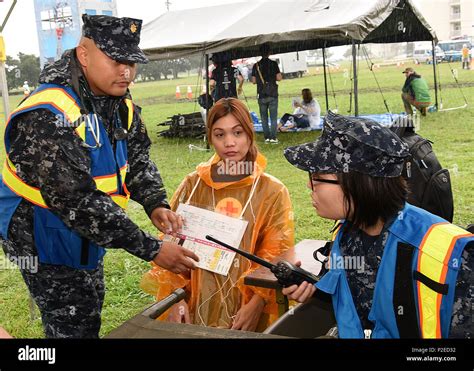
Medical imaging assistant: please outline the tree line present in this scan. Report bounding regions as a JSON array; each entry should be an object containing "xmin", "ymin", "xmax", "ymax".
[{"xmin": 4, "ymin": 53, "xmax": 204, "ymax": 92}]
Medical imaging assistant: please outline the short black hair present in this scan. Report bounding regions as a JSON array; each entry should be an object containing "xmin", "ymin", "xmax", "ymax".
[
  {"xmin": 260, "ymin": 43, "xmax": 271, "ymax": 56},
  {"xmin": 337, "ymin": 171, "xmax": 408, "ymax": 230}
]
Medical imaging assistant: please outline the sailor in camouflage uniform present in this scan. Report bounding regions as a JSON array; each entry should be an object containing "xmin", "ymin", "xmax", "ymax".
[
  {"xmin": 282, "ymin": 112, "xmax": 473, "ymax": 338},
  {"xmin": 0, "ymin": 14, "xmax": 198, "ymax": 338}
]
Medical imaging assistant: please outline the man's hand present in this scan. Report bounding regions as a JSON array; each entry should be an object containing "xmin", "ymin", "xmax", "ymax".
[
  {"xmin": 167, "ymin": 300, "xmax": 191, "ymax": 323},
  {"xmin": 231, "ymin": 294, "xmax": 265, "ymax": 332},
  {"xmin": 281, "ymin": 260, "xmax": 316, "ymax": 303},
  {"xmin": 153, "ymin": 241, "xmax": 199, "ymax": 274},
  {"xmin": 237, "ymin": 86, "xmax": 243, "ymax": 95},
  {"xmin": 151, "ymin": 207, "xmax": 183, "ymax": 235},
  {"xmin": 0, "ymin": 326, "xmax": 12, "ymax": 339}
]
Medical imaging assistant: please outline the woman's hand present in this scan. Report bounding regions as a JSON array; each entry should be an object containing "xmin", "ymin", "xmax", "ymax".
[
  {"xmin": 231, "ymin": 294, "xmax": 265, "ymax": 332},
  {"xmin": 282, "ymin": 281, "xmax": 316, "ymax": 303},
  {"xmin": 166, "ymin": 300, "xmax": 191, "ymax": 323},
  {"xmin": 150, "ymin": 207, "xmax": 184, "ymax": 235},
  {"xmin": 281, "ymin": 260, "xmax": 316, "ymax": 303}
]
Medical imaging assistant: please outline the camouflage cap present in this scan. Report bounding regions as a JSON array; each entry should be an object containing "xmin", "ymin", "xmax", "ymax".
[
  {"xmin": 284, "ymin": 112, "xmax": 410, "ymax": 177},
  {"xmin": 82, "ymin": 14, "xmax": 148, "ymax": 64}
]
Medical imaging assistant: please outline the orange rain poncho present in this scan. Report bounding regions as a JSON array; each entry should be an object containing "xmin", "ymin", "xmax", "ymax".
[{"xmin": 141, "ymin": 152, "xmax": 294, "ymax": 330}]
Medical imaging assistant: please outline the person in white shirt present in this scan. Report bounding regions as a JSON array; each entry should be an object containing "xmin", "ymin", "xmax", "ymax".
[
  {"xmin": 22, "ymin": 81, "xmax": 30, "ymax": 97},
  {"xmin": 279, "ymin": 88, "xmax": 321, "ymax": 131}
]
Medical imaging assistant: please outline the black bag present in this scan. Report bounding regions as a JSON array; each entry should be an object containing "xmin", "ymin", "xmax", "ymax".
[
  {"xmin": 261, "ymin": 82, "xmax": 278, "ymax": 98},
  {"xmin": 391, "ymin": 120, "xmax": 454, "ymax": 222},
  {"xmin": 198, "ymin": 93, "xmax": 213, "ymax": 109},
  {"xmin": 255, "ymin": 62, "xmax": 278, "ymax": 98}
]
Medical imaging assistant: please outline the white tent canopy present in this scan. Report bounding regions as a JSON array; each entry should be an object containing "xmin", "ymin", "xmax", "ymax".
[{"xmin": 140, "ymin": 0, "xmax": 437, "ymax": 60}]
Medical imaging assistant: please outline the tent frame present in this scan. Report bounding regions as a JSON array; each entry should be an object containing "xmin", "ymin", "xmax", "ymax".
[{"xmin": 143, "ymin": 0, "xmax": 439, "ymax": 116}]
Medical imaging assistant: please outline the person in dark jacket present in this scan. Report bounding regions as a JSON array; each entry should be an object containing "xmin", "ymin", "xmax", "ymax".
[
  {"xmin": 251, "ymin": 44, "xmax": 282, "ymax": 144},
  {"xmin": 210, "ymin": 53, "xmax": 244, "ymax": 102},
  {"xmin": 0, "ymin": 14, "xmax": 198, "ymax": 338}
]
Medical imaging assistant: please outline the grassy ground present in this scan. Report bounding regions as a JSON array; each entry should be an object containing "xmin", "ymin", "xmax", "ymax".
[{"xmin": 0, "ymin": 61, "xmax": 473, "ymax": 338}]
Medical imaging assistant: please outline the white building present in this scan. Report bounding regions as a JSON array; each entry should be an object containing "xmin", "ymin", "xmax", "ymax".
[
  {"xmin": 416, "ymin": 0, "xmax": 474, "ymax": 40},
  {"xmin": 78, "ymin": 0, "xmax": 118, "ymax": 18},
  {"xmin": 34, "ymin": 0, "xmax": 118, "ymax": 67}
]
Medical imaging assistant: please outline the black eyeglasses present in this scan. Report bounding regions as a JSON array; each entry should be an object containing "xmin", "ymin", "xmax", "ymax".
[{"xmin": 308, "ymin": 173, "xmax": 339, "ymax": 191}]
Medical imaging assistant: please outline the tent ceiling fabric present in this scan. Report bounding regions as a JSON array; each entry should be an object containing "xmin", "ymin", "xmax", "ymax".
[{"xmin": 141, "ymin": 0, "xmax": 437, "ymax": 60}]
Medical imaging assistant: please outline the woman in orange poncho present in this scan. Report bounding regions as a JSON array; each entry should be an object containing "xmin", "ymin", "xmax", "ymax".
[{"xmin": 141, "ymin": 98, "xmax": 294, "ymax": 332}]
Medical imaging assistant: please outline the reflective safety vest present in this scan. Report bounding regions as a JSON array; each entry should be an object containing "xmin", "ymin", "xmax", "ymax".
[
  {"xmin": 316, "ymin": 203, "xmax": 473, "ymax": 338},
  {"xmin": 0, "ymin": 84, "xmax": 134, "ymax": 269}
]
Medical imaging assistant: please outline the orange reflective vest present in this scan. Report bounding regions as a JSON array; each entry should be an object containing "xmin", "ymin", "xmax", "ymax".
[
  {"xmin": 0, "ymin": 84, "xmax": 134, "ymax": 269},
  {"xmin": 318, "ymin": 203, "xmax": 473, "ymax": 338}
]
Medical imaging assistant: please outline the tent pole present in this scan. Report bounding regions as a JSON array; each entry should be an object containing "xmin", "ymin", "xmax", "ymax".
[
  {"xmin": 352, "ymin": 40, "xmax": 359, "ymax": 116},
  {"xmin": 431, "ymin": 40, "xmax": 439, "ymax": 110},
  {"xmin": 205, "ymin": 53, "xmax": 210, "ymax": 149},
  {"xmin": 322, "ymin": 47, "xmax": 329, "ymax": 113}
]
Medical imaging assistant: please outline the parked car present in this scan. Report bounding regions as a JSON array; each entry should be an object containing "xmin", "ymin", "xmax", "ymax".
[{"xmin": 413, "ymin": 46, "xmax": 444, "ymax": 64}]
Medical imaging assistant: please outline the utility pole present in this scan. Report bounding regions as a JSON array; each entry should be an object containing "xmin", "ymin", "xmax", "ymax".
[
  {"xmin": 165, "ymin": 0, "xmax": 171, "ymax": 11},
  {"xmin": 0, "ymin": 0, "xmax": 17, "ymax": 121}
]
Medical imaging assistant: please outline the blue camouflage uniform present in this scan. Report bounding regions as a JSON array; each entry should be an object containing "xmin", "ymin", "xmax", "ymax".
[
  {"xmin": 284, "ymin": 112, "xmax": 473, "ymax": 338},
  {"xmin": 0, "ymin": 15, "xmax": 169, "ymax": 338}
]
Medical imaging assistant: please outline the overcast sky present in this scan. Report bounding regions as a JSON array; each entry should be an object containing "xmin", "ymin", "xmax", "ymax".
[
  {"xmin": 0, "ymin": 0, "xmax": 241, "ymax": 58},
  {"xmin": 1, "ymin": 0, "xmax": 423, "ymax": 58}
]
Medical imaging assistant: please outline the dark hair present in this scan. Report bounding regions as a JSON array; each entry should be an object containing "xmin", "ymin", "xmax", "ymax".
[
  {"xmin": 260, "ymin": 43, "xmax": 271, "ymax": 57},
  {"xmin": 302, "ymin": 88, "xmax": 313, "ymax": 104},
  {"xmin": 207, "ymin": 98, "xmax": 258, "ymax": 162},
  {"xmin": 337, "ymin": 171, "xmax": 408, "ymax": 230}
]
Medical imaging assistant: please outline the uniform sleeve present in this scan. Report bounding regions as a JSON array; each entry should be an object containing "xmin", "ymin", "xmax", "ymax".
[
  {"xmin": 236, "ymin": 184, "xmax": 295, "ymax": 316},
  {"xmin": 8, "ymin": 109, "xmax": 162, "ymax": 262},
  {"xmin": 125, "ymin": 105, "xmax": 170, "ymax": 217},
  {"xmin": 449, "ymin": 245, "xmax": 473, "ymax": 338},
  {"xmin": 140, "ymin": 176, "xmax": 193, "ymax": 305}
]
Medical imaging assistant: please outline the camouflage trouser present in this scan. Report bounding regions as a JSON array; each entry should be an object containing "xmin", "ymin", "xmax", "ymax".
[
  {"xmin": 20, "ymin": 260, "xmax": 105, "ymax": 339},
  {"xmin": 1, "ymin": 206, "xmax": 105, "ymax": 338}
]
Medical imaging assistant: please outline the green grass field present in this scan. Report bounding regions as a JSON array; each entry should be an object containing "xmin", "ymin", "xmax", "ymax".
[{"xmin": 0, "ymin": 61, "xmax": 473, "ymax": 338}]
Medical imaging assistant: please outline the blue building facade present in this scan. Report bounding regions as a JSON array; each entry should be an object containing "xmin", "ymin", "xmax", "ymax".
[{"xmin": 34, "ymin": 0, "xmax": 117, "ymax": 68}]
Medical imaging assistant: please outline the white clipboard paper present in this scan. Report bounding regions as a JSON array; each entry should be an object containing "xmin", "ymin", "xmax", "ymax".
[{"xmin": 164, "ymin": 203, "xmax": 248, "ymax": 276}]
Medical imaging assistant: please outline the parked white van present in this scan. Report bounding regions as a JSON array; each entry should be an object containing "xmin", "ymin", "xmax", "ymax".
[{"xmin": 413, "ymin": 46, "xmax": 445, "ymax": 64}]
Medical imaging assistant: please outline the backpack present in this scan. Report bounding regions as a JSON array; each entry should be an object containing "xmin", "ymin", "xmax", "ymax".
[
  {"xmin": 391, "ymin": 118, "xmax": 454, "ymax": 222},
  {"xmin": 198, "ymin": 93, "xmax": 213, "ymax": 110},
  {"xmin": 212, "ymin": 65, "xmax": 238, "ymax": 101}
]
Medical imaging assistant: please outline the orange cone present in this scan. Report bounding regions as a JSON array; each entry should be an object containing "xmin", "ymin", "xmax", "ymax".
[
  {"xmin": 187, "ymin": 85, "xmax": 193, "ymax": 99},
  {"xmin": 175, "ymin": 86, "xmax": 181, "ymax": 99}
]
